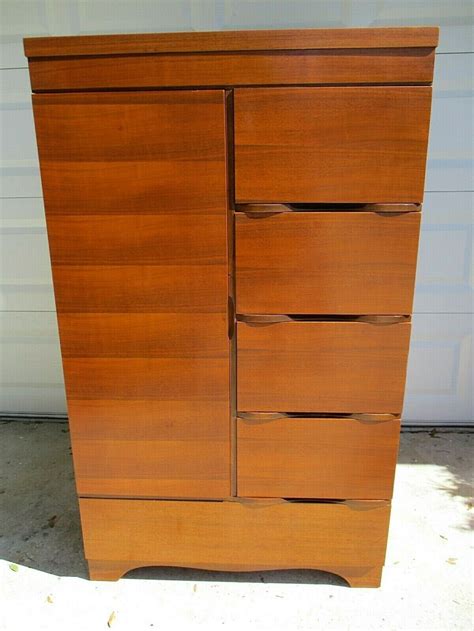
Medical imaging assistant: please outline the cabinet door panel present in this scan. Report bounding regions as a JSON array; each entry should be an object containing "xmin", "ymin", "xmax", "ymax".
[
  {"xmin": 69, "ymin": 400, "xmax": 229, "ymax": 498},
  {"xmin": 33, "ymin": 91, "xmax": 230, "ymax": 498},
  {"xmin": 33, "ymin": 92, "xmax": 227, "ymax": 214},
  {"xmin": 47, "ymin": 214, "xmax": 226, "ymax": 265},
  {"xmin": 52, "ymin": 265, "xmax": 227, "ymax": 313}
]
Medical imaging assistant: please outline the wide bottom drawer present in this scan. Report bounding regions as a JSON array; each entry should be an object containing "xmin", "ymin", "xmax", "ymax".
[
  {"xmin": 237, "ymin": 414, "xmax": 400, "ymax": 499},
  {"xmin": 80, "ymin": 497, "xmax": 391, "ymax": 587}
]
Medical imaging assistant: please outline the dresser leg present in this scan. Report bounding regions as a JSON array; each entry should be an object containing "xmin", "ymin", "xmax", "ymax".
[
  {"xmin": 88, "ymin": 560, "xmax": 132, "ymax": 581},
  {"xmin": 342, "ymin": 565, "xmax": 383, "ymax": 588}
]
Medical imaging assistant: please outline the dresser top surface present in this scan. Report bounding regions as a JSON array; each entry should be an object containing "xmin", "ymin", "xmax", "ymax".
[{"xmin": 24, "ymin": 26, "xmax": 439, "ymax": 59}]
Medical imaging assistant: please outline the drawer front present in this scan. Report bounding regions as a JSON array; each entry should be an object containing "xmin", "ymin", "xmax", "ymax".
[
  {"xmin": 237, "ymin": 415, "xmax": 400, "ymax": 499},
  {"xmin": 28, "ymin": 47, "xmax": 435, "ymax": 91},
  {"xmin": 80, "ymin": 497, "xmax": 391, "ymax": 573},
  {"xmin": 237, "ymin": 320, "xmax": 411, "ymax": 413},
  {"xmin": 236, "ymin": 210, "xmax": 420, "ymax": 314},
  {"xmin": 235, "ymin": 87, "xmax": 432, "ymax": 203}
]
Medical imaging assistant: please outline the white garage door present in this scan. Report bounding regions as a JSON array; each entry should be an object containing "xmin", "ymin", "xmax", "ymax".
[{"xmin": 0, "ymin": 1, "xmax": 472, "ymax": 423}]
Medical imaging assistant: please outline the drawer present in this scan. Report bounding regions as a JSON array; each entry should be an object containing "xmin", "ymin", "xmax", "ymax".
[
  {"xmin": 80, "ymin": 497, "xmax": 391, "ymax": 585},
  {"xmin": 237, "ymin": 317, "xmax": 411, "ymax": 413},
  {"xmin": 237, "ymin": 413, "xmax": 400, "ymax": 499},
  {"xmin": 235, "ymin": 207, "xmax": 420, "ymax": 314},
  {"xmin": 235, "ymin": 87, "xmax": 432, "ymax": 203}
]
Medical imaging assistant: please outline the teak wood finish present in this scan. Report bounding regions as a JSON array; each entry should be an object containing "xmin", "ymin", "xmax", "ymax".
[
  {"xmin": 33, "ymin": 90, "xmax": 231, "ymax": 499},
  {"xmin": 25, "ymin": 28, "xmax": 438, "ymax": 91},
  {"xmin": 80, "ymin": 498, "xmax": 391, "ymax": 587},
  {"xmin": 27, "ymin": 49, "xmax": 435, "ymax": 92},
  {"xmin": 24, "ymin": 27, "xmax": 440, "ymax": 56},
  {"xmin": 234, "ymin": 87, "xmax": 432, "ymax": 203},
  {"xmin": 235, "ymin": 209, "xmax": 421, "ymax": 314},
  {"xmin": 237, "ymin": 319, "xmax": 412, "ymax": 413},
  {"xmin": 25, "ymin": 26, "xmax": 438, "ymax": 588},
  {"xmin": 32, "ymin": 92, "xmax": 228, "ymax": 215},
  {"xmin": 237, "ymin": 415, "xmax": 401, "ymax": 499}
]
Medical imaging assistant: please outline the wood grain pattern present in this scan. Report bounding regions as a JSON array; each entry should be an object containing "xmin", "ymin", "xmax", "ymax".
[
  {"xmin": 58, "ymin": 313, "xmax": 227, "ymax": 358},
  {"xmin": 28, "ymin": 48, "xmax": 435, "ymax": 91},
  {"xmin": 25, "ymin": 27, "xmax": 437, "ymax": 585},
  {"xmin": 63, "ymin": 357, "xmax": 229, "ymax": 400},
  {"xmin": 235, "ymin": 211, "xmax": 420, "ymax": 314},
  {"xmin": 61, "ymin": 312, "xmax": 229, "ymax": 496},
  {"xmin": 33, "ymin": 90, "xmax": 231, "ymax": 499},
  {"xmin": 48, "ymin": 215, "xmax": 227, "ymax": 312},
  {"xmin": 237, "ymin": 321, "xmax": 412, "ymax": 413},
  {"xmin": 33, "ymin": 92, "xmax": 227, "ymax": 214},
  {"xmin": 80, "ymin": 497, "xmax": 391, "ymax": 586},
  {"xmin": 47, "ymin": 214, "xmax": 227, "ymax": 265},
  {"xmin": 24, "ymin": 27, "xmax": 439, "ymax": 57},
  {"xmin": 52, "ymin": 265, "xmax": 227, "ymax": 313},
  {"xmin": 68, "ymin": 400, "xmax": 229, "ymax": 498},
  {"xmin": 235, "ymin": 87, "xmax": 432, "ymax": 203},
  {"xmin": 237, "ymin": 416, "xmax": 400, "ymax": 499}
]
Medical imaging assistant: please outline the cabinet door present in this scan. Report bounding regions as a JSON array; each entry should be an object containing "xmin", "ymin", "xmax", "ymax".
[
  {"xmin": 33, "ymin": 91, "xmax": 230, "ymax": 499},
  {"xmin": 235, "ymin": 87, "xmax": 432, "ymax": 203}
]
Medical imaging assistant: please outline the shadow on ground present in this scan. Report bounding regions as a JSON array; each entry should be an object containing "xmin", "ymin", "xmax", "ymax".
[
  {"xmin": 397, "ymin": 429, "xmax": 474, "ymax": 530},
  {"xmin": 125, "ymin": 566, "xmax": 347, "ymax": 585},
  {"xmin": 0, "ymin": 420, "xmax": 348, "ymax": 584},
  {"xmin": 0, "ymin": 421, "xmax": 87, "ymax": 578},
  {"xmin": 0, "ymin": 420, "xmax": 472, "ymax": 581}
]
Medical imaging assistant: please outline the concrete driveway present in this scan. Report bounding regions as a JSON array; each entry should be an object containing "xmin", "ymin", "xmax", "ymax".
[{"xmin": 0, "ymin": 421, "xmax": 472, "ymax": 630}]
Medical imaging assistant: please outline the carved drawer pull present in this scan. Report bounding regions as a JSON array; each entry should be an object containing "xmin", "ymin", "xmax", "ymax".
[
  {"xmin": 235, "ymin": 203, "xmax": 421, "ymax": 217},
  {"xmin": 237, "ymin": 314, "xmax": 410, "ymax": 325},
  {"xmin": 347, "ymin": 413, "xmax": 401, "ymax": 423},
  {"xmin": 237, "ymin": 314, "xmax": 292, "ymax": 324},
  {"xmin": 356, "ymin": 315, "xmax": 410, "ymax": 325},
  {"xmin": 237, "ymin": 412, "xmax": 400, "ymax": 423},
  {"xmin": 235, "ymin": 204, "xmax": 293, "ymax": 217},
  {"xmin": 238, "ymin": 412, "xmax": 290, "ymax": 422}
]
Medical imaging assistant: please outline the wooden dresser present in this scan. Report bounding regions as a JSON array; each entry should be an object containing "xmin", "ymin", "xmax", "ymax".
[{"xmin": 24, "ymin": 26, "xmax": 438, "ymax": 587}]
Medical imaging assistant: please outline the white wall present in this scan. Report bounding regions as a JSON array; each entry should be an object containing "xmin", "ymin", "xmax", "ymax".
[{"xmin": 0, "ymin": 1, "xmax": 472, "ymax": 423}]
